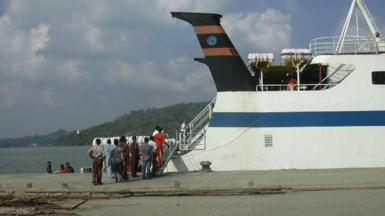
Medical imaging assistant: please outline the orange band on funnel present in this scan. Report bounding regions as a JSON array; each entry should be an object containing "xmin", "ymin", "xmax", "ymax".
[
  {"xmin": 202, "ymin": 48, "xmax": 239, "ymax": 56},
  {"xmin": 194, "ymin": 25, "xmax": 225, "ymax": 35}
]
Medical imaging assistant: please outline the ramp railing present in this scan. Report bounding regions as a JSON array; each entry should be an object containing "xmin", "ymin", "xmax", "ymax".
[
  {"xmin": 179, "ymin": 97, "xmax": 216, "ymax": 151},
  {"xmin": 158, "ymin": 98, "xmax": 216, "ymax": 174}
]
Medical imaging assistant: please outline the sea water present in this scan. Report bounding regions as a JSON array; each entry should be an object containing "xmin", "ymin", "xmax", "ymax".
[{"xmin": 0, "ymin": 146, "xmax": 91, "ymax": 174}]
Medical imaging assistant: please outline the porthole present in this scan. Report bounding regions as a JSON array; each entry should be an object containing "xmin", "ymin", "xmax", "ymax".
[{"xmin": 206, "ymin": 35, "xmax": 218, "ymax": 46}]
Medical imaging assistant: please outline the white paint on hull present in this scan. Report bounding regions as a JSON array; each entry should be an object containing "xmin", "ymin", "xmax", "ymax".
[
  {"xmin": 165, "ymin": 55, "xmax": 385, "ymax": 172},
  {"xmin": 167, "ymin": 127, "xmax": 385, "ymax": 172}
]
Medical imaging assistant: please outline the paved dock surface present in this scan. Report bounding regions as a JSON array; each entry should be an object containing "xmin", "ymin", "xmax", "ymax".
[{"xmin": 1, "ymin": 168, "xmax": 385, "ymax": 215}]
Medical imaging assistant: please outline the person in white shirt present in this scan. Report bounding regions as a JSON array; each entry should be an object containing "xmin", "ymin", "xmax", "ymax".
[
  {"xmin": 103, "ymin": 139, "xmax": 113, "ymax": 177},
  {"xmin": 148, "ymin": 135, "xmax": 157, "ymax": 175}
]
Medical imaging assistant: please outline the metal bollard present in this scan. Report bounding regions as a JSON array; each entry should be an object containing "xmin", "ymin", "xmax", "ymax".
[{"xmin": 200, "ymin": 161, "xmax": 212, "ymax": 172}]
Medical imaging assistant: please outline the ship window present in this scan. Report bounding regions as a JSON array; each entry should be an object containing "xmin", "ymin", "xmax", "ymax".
[{"xmin": 372, "ymin": 71, "xmax": 385, "ymax": 85}]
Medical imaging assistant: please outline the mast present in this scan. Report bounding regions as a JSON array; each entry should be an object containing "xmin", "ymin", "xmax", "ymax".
[
  {"xmin": 356, "ymin": 0, "xmax": 380, "ymax": 37},
  {"xmin": 336, "ymin": 0, "xmax": 382, "ymax": 53}
]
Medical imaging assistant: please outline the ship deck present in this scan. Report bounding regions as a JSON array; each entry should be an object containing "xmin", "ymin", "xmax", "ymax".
[{"xmin": 1, "ymin": 168, "xmax": 385, "ymax": 215}]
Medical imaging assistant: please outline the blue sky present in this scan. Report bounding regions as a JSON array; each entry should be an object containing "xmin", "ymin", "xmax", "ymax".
[{"xmin": 0, "ymin": 0, "xmax": 384, "ymax": 138}]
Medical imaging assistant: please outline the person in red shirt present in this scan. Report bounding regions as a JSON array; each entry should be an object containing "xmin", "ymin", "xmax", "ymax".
[
  {"xmin": 154, "ymin": 126, "xmax": 166, "ymax": 168},
  {"xmin": 287, "ymin": 78, "xmax": 297, "ymax": 91},
  {"xmin": 54, "ymin": 164, "xmax": 66, "ymax": 174}
]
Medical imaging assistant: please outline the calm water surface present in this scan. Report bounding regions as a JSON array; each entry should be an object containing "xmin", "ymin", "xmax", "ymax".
[{"xmin": 0, "ymin": 146, "xmax": 91, "ymax": 174}]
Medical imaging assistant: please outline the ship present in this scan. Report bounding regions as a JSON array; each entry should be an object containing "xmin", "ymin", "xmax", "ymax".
[{"xmin": 163, "ymin": 0, "xmax": 385, "ymax": 172}]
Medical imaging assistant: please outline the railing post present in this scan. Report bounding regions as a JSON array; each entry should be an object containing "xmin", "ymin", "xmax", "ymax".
[
  {"xmin": 178, "ymin": 132, "xmax": 182, "ymax": 150},
  {"xmin": 296, "ymin": 64, "xmax": 300, "ymax": 91},
  {"xmin": 208, "ymin": 104, "xmax": 212, "ymax": 120},
  {"xmin": 189, "ymin": 122, "xmax": 192, "ymax": 147}
]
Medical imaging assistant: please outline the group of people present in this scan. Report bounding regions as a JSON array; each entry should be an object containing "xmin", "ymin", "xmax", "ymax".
[
  {"xmin": 87, "ymin": 126, "xmax": 167, "ymax": 186},
  {"xmin": 46, "ymin": 161, "xmax": 74, "ymax": 174}
]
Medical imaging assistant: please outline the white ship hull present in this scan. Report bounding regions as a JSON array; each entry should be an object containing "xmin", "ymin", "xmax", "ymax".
[{"xmin": 166, "ymin": 55, "xmax": 385, "ymax": 172}]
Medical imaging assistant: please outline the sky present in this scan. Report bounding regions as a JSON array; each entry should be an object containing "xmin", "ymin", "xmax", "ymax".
[{"xmin": 0, "ymin": 0, "xmax": 384, "ymax": 138}]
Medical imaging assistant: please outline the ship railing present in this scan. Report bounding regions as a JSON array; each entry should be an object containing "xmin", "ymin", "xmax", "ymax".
[
  {"xmin": 257, "ymin": 84, "xmax": 338, "ymax": 92},
  {"xmin": 159, "ymin": 131, "xmax": 206, "ymax": 174},
  {"xmin": 189, "ymin": 97, "xmax": 216, "ymax": 131},
  {"xmin": 310, "ymin": 36, "xmax": 383, "ymax": 56},
  {"xmin": 178, "ymin": 97, "xmax": 216, "ymax": 151},
  {"xmin": 179, "ymin": 131, "xmax": 206, "ymax": 151}
]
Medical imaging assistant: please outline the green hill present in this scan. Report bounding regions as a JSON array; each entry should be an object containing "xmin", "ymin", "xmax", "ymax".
[
  {"xmin": 0, "ymin": 101, "xmax": 208, "ymax": 147},
  {"xmin": 0, "ymin": 129, "xmax": 68, "ymax": 148}
]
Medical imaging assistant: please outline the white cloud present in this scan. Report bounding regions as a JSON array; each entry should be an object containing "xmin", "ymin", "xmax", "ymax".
[
  {"xmin": 157, "ymin": 0, "xmax": 232, "ymax": 13},
  {"xmin": 30, "ymin": 24, "xmax": 50, "ymax": 54},
  {"xmin": 167, "ymin": 57, "xmax": 214, "ymax": 93},
  {"xmin": 0, "ymin": 16, "xmax": 50, "ymax": 81},
  {"xmin": 103, "ymin": 57, "xmax": 214, "ymax": 94},
  {"xmin": 0, "ymin": 0, "xmax": 278, "ymax": 137},
  {"xmin": 223, "ymin": 9, "xmax": 292, "ymax": 53},
  {"xmin": 55, "ymin": 60, "xmax": 91, "ymax": 82},
  {"xmin": 0, "ymin": 0, "xmax": 233, "ymax": 85},
  {"xmin": 103, "ymin": 61, "xmax": 157, "ymax": 85},
  {"xmin": 86, "ymin": 26, "xmax": 104, "ymax": 53}
]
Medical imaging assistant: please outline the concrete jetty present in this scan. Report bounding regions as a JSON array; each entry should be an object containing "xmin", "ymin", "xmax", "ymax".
[{"xmin": 1, "ymin": 168, "xmax": 385, "ymax": 215}]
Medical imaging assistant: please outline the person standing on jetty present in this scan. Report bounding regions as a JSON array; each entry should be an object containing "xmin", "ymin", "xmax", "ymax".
[
  {"xmin": 148, "ymin": 135, "xmax": 157, "ymax": 175},
  {"xmin": 46, "ymin": 161, "xmax": 52, "ymax": 174},
  {"xmin": 140, "ymin": 137, "xmax": 153, "ymax": 179},
  {"xmin": 110, "ymin": 138, "xmax": 123, "ymax": 182},
  {"xmin": 104, "ymin": 139, "xmax": 113, "ymax": 177},
  {"xmin": 120, "ymin": 136, "xmax": 129, "ymax": 181},
  {"xmin": 129, "ymin": 136, "xmax": 140, "ymax": 177},
  {"xmin": 88, "ymin": 138, "xmax": 104, "ymax": 185},
  {"xmin": 154, "ymin": 126, "xmax": 166, "ymax": 168}
]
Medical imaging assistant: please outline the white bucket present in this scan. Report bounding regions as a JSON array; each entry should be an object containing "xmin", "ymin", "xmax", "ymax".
[{"xmin": 80, "ymin": 167, "xmax": 92, "ymax": 174}]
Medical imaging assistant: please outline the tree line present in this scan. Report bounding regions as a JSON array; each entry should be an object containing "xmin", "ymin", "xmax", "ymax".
[{"xmin": 0, "ymin": 101, "xmax": 207, "ymax": 148}]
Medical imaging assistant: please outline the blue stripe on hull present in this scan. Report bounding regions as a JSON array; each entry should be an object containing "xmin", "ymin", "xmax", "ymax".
[{"xmin": 209, "ymin": 111, "xmax": 385, "ymax": 127}]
